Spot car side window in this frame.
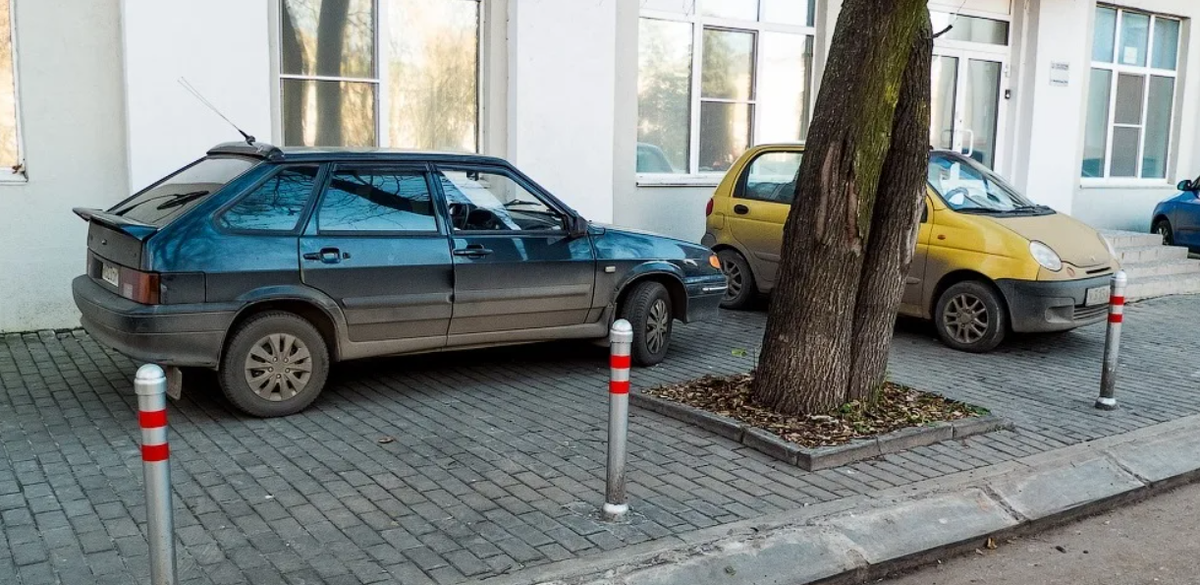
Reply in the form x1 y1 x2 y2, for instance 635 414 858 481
219 165 320 232
435 168 564 232
739 152 802 205
317 169 438 233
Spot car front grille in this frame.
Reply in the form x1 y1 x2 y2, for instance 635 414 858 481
1073 304 1108 321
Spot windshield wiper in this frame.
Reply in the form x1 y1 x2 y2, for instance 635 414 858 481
1006 204 1053 214
154 190 210 210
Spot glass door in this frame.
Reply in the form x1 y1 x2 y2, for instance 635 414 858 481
930 49 1007 169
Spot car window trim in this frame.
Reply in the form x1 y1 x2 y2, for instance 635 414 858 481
734 149 803 204
311 162 446 237
212 162 328 236
430 163 572 235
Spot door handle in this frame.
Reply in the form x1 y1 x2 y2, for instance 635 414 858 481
733 204 750 215
303 248 343 264
453 244 493 258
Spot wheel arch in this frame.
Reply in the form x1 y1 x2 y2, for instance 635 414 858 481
615 270 688 323
224 293 344 363
930 270 1012 327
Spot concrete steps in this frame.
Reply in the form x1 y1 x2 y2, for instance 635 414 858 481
1100 229 1200 301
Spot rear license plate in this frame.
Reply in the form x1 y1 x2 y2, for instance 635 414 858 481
1085 286 1109 306
101 263 120 287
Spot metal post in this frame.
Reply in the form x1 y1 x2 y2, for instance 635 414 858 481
1096 270 1127 411
135 364 177 585
603 319 633 521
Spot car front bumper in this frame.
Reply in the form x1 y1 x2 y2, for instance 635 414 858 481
684 274 727 323
72 275 234 368
995 274 1112 333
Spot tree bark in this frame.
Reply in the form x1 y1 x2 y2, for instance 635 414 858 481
847 18 934 403
752 0 929 415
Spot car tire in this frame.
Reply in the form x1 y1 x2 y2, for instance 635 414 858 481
620 281 673 367
933 281 1007 353
717 249 756 310
219 311 330 417
1154 219 1174 246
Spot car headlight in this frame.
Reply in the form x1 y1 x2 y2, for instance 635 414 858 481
1029 241 1062 271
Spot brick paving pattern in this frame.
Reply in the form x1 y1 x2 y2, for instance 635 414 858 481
0 295 1196 584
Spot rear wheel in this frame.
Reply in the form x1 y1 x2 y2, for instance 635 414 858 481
219 311 330 417
934 281 1007 353
620 281 673 366
1154 219 1174 245
717 249 756 310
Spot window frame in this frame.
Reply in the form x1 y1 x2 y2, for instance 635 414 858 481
215 163 327 236
312 162 446 237
1082 5 1182 185
269 0 485 152
734 148 802 204
638 2 816 185
430 163 572 235
0 0 24 184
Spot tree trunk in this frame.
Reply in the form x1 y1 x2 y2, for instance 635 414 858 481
847 18 934 403
752 0 930 415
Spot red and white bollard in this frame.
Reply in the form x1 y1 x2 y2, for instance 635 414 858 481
1096 270 1127 411
603 319 633 521
136 364 177 585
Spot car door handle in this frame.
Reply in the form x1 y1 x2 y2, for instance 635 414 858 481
733 204 750 215
453 245 493 258
303 248 343 264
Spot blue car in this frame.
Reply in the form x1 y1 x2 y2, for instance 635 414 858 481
1152 177 1200 252
72 142 726 417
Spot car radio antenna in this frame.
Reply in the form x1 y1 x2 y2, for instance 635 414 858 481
177 77 256 145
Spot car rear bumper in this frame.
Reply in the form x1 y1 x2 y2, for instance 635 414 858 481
995 274 1111 333
684 275 727 323
72 275 234 368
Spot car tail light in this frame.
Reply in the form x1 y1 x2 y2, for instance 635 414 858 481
705 198 714 217
119 267 160 305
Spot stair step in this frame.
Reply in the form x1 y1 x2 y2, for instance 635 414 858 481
1101 229 1165 249
1117 244 1191 264
1120 259 1200 279
1125 273 1200 301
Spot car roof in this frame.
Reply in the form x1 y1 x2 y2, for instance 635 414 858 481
206 141 511 166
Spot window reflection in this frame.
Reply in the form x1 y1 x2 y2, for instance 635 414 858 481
319 171 437 232
638 19 692 173
282 79 377 147
221 167 319 232
280 0 375 78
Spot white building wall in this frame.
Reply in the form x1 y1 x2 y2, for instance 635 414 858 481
0 0 128 333
507 0 617 224
121 0 272 191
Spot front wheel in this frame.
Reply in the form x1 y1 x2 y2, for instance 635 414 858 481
1154 219 1174 246
717 249 756 310
619 281 673 366
933 281 1007 353
219 311 330 417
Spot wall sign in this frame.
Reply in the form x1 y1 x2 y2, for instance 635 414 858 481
1050 61 1069 87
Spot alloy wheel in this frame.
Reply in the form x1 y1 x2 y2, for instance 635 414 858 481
243 333 314 401
721 260 743 302
646 299 670 354
942 293 989 345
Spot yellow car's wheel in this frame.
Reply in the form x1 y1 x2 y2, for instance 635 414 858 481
934 281 1007 353
718 249 756 310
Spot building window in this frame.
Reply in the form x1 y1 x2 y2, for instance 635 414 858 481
1082 6 1181 180
638 0 815 176
0 0 22 180
278 0 480 152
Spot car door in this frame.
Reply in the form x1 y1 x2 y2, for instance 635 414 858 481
727 150 802 290
432 164 596 337
900 194 935 315
299 164 454 347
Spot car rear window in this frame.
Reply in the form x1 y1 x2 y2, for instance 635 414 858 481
110 156 257 227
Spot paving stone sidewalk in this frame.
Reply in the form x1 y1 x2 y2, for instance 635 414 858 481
0 295 1196 585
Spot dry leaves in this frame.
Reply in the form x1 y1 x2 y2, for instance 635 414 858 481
645 373 985 448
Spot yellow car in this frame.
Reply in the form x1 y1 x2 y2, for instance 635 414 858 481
702 144 1120 352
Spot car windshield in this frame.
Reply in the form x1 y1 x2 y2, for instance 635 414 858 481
927 153 1040 213
110 156 257 227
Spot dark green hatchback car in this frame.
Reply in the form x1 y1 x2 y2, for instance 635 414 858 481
73 142 726 417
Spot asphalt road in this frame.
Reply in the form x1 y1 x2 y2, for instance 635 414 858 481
882 480 1200 585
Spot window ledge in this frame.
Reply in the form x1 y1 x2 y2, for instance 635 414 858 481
0 174 28 185
637 174 723 188
1079 178 1177 190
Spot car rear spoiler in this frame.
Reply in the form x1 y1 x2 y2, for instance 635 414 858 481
72 207 160 241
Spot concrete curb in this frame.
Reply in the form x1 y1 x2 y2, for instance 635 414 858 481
481 413 1200 585
629 392 1012 470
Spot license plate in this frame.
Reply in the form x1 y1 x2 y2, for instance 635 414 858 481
101 263 120 287
1085 286 1109 306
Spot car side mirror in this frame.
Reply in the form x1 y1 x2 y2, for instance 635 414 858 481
567 214 590 238
1178 179 1196 193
